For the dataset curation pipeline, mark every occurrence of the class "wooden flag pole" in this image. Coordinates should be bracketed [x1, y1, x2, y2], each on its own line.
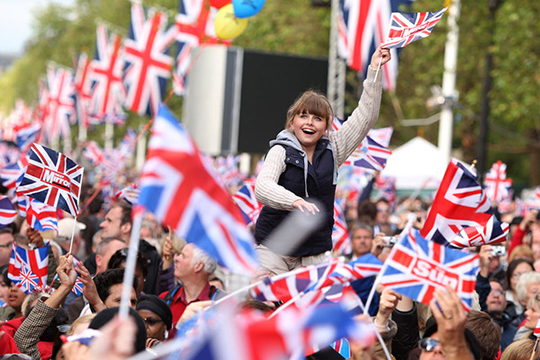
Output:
[530, 337, 539, 360]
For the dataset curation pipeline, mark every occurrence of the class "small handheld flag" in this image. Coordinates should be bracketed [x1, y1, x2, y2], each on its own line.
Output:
[17, 143, 84, 216]
[381, 8, 448, 49]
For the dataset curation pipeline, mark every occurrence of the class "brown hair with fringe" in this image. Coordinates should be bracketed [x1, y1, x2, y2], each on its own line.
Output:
[285, 90, 334, 131]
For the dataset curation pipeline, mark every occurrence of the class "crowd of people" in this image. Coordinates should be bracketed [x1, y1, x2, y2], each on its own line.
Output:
[0, 45, 539, 360]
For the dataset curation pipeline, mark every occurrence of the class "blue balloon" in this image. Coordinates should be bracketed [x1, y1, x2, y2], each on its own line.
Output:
[232, 0, 265, 19]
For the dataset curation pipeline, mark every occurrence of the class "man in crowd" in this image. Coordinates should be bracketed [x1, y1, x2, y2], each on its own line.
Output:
[159, 243, 223, 337]
[486, 279, 518, 350]
[100, 201, 161, 294]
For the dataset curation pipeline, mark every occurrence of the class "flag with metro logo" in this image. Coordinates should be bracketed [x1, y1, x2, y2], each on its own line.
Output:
[379, 227, 479, 311]
[8, 242, 50, 294]
[17, 143, 84, 216]
[138, 105, 258, 274]
[381, 8, 447, 49]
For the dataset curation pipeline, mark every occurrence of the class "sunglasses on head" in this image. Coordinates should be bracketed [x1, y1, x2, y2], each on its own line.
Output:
[419, 338, 440, 352]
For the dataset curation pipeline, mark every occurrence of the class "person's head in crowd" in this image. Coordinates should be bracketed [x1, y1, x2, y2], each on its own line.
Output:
[420, 317, 480, 360]
[5, 280, 27, 318]
[506, 259, 534, 296]
[209, 273, 225, 291]
[239, 299, 275, 313]
[100, 201, 132, 242]
[0, 227, 14, 267]
[95, 237, 127, 275]
[487, 279, 508, 317]
[89, 307, 147, 354]
[174, 243, 216, 284]
[56, 217, 87, 255]
[375, 198, 392, 224]
[66, 313, 96, 336]
[531, 241, 540, 263]
[136, 294, 172, 342]
[500, 338, 538, 360]
[140, 220, 157, 240]
[515, 271, 540, 307]
[107, 248, 148, 296]
[523, 293, 540, 331]
[356, 200, 377, 225]
[0, 265, 9, 304]
[508, 245, 535, 264]
[92, 229, 103, 253]
[93, 268, 138, 309]
[349, 222, 374, 258]
[465, 310, 501, 360]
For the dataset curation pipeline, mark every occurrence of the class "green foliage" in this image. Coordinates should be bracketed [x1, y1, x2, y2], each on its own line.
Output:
[0, 0, 537, 184]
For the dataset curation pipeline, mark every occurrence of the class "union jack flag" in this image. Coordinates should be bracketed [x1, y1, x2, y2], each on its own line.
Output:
[451, 217, 509, 249]
[0, 156, 28, 190]
[332, 201, 351, 255]
[232, 179, 262, 226]
[313, 254, 383, 290]
[115, 184, 140, 205]
[420, 159, 508, 246]
[16, 123, 42, 153]
[338, 0, 414, 90]
[484, 161, 512, 203]
[118, 127, 137, 158]
[8, 242, 49, 294]
[0, 196, 17, 228]
[379, 227, 479, 311]
[375, 175, 396, 206]
[343, 135, 392, 171]
[73, 53, 95, 129]
[382, 8, 447, 49]
[368, 126, 394, 148]
[17, 143, 84, 216]
[26, 199, 59, 232]
[535, 318, 540, 338]
[82, 141, 104, 165]
[123, 2, 177, 116]
[250, 259, 341, 303]
[42, 65, 76, 142]
[173, 0, 226, 95]
[138, 105, 258, 274]
[89, 24, 126, 124]
[333, 118, 393, 171]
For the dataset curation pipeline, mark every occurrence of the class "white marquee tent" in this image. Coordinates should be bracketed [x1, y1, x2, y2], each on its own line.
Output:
[382, 136, 448, 191]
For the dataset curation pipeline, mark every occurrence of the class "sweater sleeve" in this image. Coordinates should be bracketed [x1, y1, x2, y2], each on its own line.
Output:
[14, 300, 58, 360]
[330, 66, 383, 166]
[254, 145, 302, 210]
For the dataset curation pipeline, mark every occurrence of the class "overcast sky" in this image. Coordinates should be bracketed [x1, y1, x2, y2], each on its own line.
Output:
[0, 0, 75, 55]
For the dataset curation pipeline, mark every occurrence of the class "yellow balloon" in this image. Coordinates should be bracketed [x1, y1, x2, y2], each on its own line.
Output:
[215, 4, 249, 40]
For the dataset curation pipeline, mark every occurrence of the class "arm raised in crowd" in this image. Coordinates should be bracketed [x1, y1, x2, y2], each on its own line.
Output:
[14, 254, 76, 360]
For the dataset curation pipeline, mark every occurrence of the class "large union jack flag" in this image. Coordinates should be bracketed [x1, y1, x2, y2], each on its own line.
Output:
[232, 179, 262, 226]
[381, 8, 447, 49]
[123, 2, 177, 116]
[17, 143, 84, 216]
[420, 159, 508, 247]
[8, 242, 49, 294]
[138, 105, 258, 274]
[484, 161, 512, 203]
[42, 66, 76, 143]
[379, 227, 479, 311]
[89, 24, 126, 124]
[338, 0, 413, 90]
[173, 0, 225, 95]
